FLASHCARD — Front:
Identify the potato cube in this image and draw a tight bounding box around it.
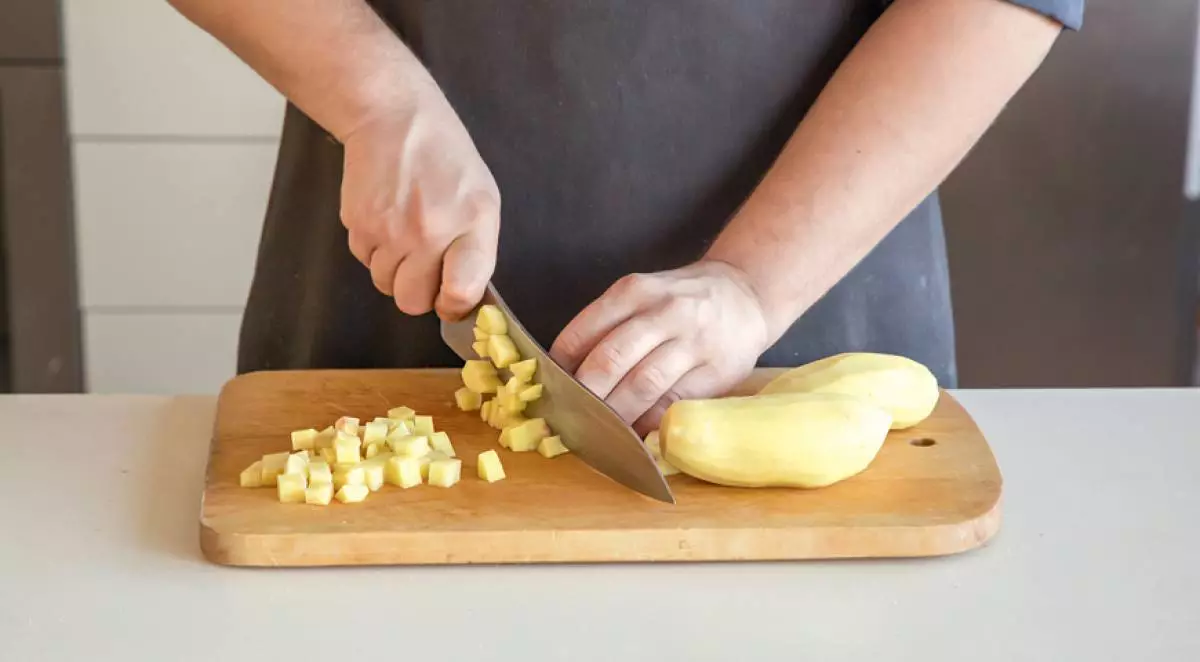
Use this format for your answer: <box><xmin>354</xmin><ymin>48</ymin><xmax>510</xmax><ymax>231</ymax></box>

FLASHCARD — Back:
<box><xmin>362</xmin><ymin>462</ymin><xmax>385</xmax><ymax>492</ymax></box>
<box><xmin>307</xmin><ymin>461</ymin><xmax>332</xmax><ymax>483</ymax></box>
<box><xmin>335</xmin><ymin>484</ymin><xmax>369</xmax><ymax>504</ymax></box>
<box><xmin>427</xmin><ymin>457</ymin><xmax>463</xmax><ymax>487</ymax></box>
<box><xmin>473</xmin><ymin>327</ymin><xmax>489</xmax><ymax>341</ymax></box>
<box><xmin>477</xmin><ymin>450</ymin><xmax>506</xmax><ymax>483</ymax></box>
<box><xmin>385</xmin><ymin>456</ymin><xmax>423</xmax><ymax>489</ymax></box>
<box><xmin>413</xmin><ymin>415</ymin><xmax>435</xmax><ymax>437</ymax></box>
<box><xmin>363</xmin><ymin>420</ymin><xmax>389</xmax><ymax>445</ymax></box>
<box><xmin>487</xmin><ymin>334</ymin><xmax>520</xmax><ymax>369</ymax></box>
<box><xmin>389</xmin><ymin>434</ymin><xmax>430</xmax><ymax>457</ymax></box>
<box><xmin>391</xmin><ymin>419</ymin><xmax>414</xmax><ymax>436</ymax></box>
<box><xmin>476</xmin><ymin>304</ymin><xmax>508</xmax><ymax>335</ymax></box>
<box><xmin>320</xmin><ymin>447</ymin><xmax>337</xmax><ymax>465</ymax></box>
<box><xmin>455</xmin><ymin>387</ymin><xmax>483</xmax><ymax>412</ymax></box>
<box><xmin>314</xmin><ymin>426</ymin><xmax>336</xmax><ymax>450</ymax></box>
<box><xmin>497</xmin><ymin>409</ymin><xmax>527</xmax><ymax>432</ymax></box>
<box><xmin>518</xmin><ymin>384</ymin><xmax>544</xmax><ymax>402</ymax></box>
<box><xmin>472</xmin><ymin>341</ymin><xmax>490</xmax><ymax>359</ymax></box>
<box><xmin>335</xmin><ymin>416</ymin><xmax>360</xmax><ymax>436</ymax></box>
<box><xmin>499</xmin><ymin>391</ymin><xmax>527</xmax><ymax>414</ymax></box>
<box><xmin>419</xmin><ymin>451</ymin><xmax>450</xmax><ymax>480</ymax></box>
<box><xmin>333</xmin><ymin>465</ymin><xmax>365</xmax><ymax>490</ymax></box>
<box><xmin>508</xmin><ymin>418</ymin><xmax>551</xmax><ymax>452</ymax></box>
<box><xmin>239</xmin><ymin>460</ymin><xmax>264</xmax><ymax>487</ymax></box>
<box><xmin>305</xmin><ymin>481</ymin><xmax>333</xmax><ymax>506</ymax></box>
<box><xmin>429</xmin><ymin>431</ymin><xmax>456</xmax><ymax>457</ymax></box>
<box><xmin>334</xmin><ymin>430</ymin><xmax>361</xmax><ymax>464</ymax></box>
<box><xmin>537</xmin><ymin>435</ymin><xmax>570</xmax><ymax>458</ymax></box>
<box><xmin>463</xmin><ymin>360</ymin><xmax>502</xmax><ymax>394</ymax></box>
<box><xmin>277</xmin><ymin>473</ymin><xmax>307</xmax><ymax>503</ymax></box>
<box><xmin>480</xmin><ymin>399</ymin><xmax>493</xmax><ymax>423</ymax></box>
<box><xmin>285</xmin><ymin>452</ymin><xmax>309</xmax><ymax>476</ymax></box>
<box><xmin>260</xmin><ymin>451</ymin><xmax>290</xmax><ymax>486</ymax></box>
<box><xmin>364</xmin><ymin>442</ymin><xmax>383</xmax><ymax>459</ymax></box>
<box><xmin>509</xmin><ymin>358</ymin><xmax>537</xmax><ymax>383</ymax></box>
<box><xmin>290</xmin><ymin>428</ymin><xmax>318</xmax><ymax>451</ymax></box>
<box><xmin>387</xmin><ymin>405</ymin><xmax>416</xmax><ymax>422</ymax></box>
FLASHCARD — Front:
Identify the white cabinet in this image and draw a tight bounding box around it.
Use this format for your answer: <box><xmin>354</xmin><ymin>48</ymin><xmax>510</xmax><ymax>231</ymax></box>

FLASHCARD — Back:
<box><xmin>66</xmin><ymin>0</ymin><xmax>287</xmax><ymax>393</ymax></box>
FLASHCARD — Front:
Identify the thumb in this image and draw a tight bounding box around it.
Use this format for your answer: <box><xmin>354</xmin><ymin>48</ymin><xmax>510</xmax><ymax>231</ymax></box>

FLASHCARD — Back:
<box><xmin>436</xmin><ymin>230</ymin><xmax>495</xmax><ymax>322</ymax></box>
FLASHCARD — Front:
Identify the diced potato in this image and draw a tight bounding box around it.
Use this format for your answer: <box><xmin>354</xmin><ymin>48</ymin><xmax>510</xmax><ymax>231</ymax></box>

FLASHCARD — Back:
<box><xmin>364</xmin><ymin>442</ymin><xmax>383</xmax><ymax>459</ymax></box>
<box><xmin>285</xmin><ymin>451</ymin><xmax>309</xmax><ymax>476</ymax></box>
<box><xmin>385</xmin><ymin>456</ymin><xmax>423</xmax><ymax>489</ymax></box>
<box><xmin>487</xmin><ymin>334</ymin><xmax>520</xmax><ymax>369</ymax></box>
<box><xmin>391</xmin><ymin>419</ymin><xmax>414</xmax><ymax>436</ymax></box>
<box><xmin>518</xmin><ymin>384</ymin><xmax>544</xmax><ymax>402</ymax></box>
<box><xmin>307</xmin><ymin>460</ymin><xmax>332</xmax><ymax>484</ymax></box>
<box><xmin>537</xmin><ymin>435</ymin><xmax>570</xmax><ymax>458</ymax></box>
<box><xmin>463</xmin><ymin>360</ymin><xmax>502</xmax><ymax>394</ymax></box>
<box><xmin>240</xmin><ymin>460</ymin><xmax>264</xmax><ymax>487</ymax></box>
<box><xmin>363</xmin><ymin>420</ymin><xmax>389</xmax><ymax>444</ymax></box>
<box><xmin>477</xmin><ymin>450</ymin><xmax>506</xmax><ymax>483</ymax></box>
<box><xmin>480</xmin><ymin>400</ymin><xmax>493</xmax><ymax>423</ymax></box>
<box><xmin>413</xmin><ymin>415</ymin><xmax>435</xmax><ymax>437</ymax></box>
<box><xmin>387</xmin><ymin>406</ymin><xmax>416</xmax><ymax>422</ymax></box>
<box><xmin>260</xmin><ymin>451</ymin><xmax>290</xmax><ymax>486</ymax></box>
<box><xmin>503</xmin><ymin>376</ymin><xmax>523</xmax><ymax>395</ymax></box>
<box><xmin>335</xmin><ymin>416</ymin><xmax>360</xmax><ymax>436</ymax></box>
<box><xmin>429</xmin><ymin>431</ymin><xmax>456</xmax><ymax>457</ymax></box>
<box><xmin>314</xmin><ymin>426</ymin><xmax>336</xmax><ymax>450</ymax></box>
<box><xmin>473</xmin><ymin>327</ymin><xmax>489</xmax><ymax>341</ymax></box>
<box><xmin>335</xmin><ymin>484</ymin><xmax>369</xmax><ymax>504</ymax></box>
<box><xmin>508</xmin><ymin>418</ymin><xmax>551</xmax><ymax>452</ymax></box>
<box><xmin>455</xmin><ymin>387</ymin><xmax>483</xmax><ymax>412</ymax></box>
<box><xmin>290</xmin><ymin>428</ymin><xmax>318</xmax><ymax>451</ymax></box>
<box><xmin>476</xmin><ymin>304</ymin><xmax>508</xmax><ymax>335</ymax></box>
<box><xmin>320</xmin><ymin>447</ymin><xmax>337</xmax><ymax>465</ymax></box>
<box><xmin>420</xmin><ymin>451</ymin><xmax>450</xmax><ymax>480</ymax></box>
<box><xmin>499</xmin><ymin>391</ymin><xmax>527</xmax><ymax>414</ymax></box>
<box><xmin>509</xmin><ymin>358</ymin><xmax>537</xmax><ymax>383</ymax></box>
<box><xmin>498</xmin><ymin>426</ymin><xmax>512</xmax><ymax>450</ymax></box>
<box><xmin>362</xmin><ymin>462</ymin><xmax>385</xmax><ymax>492</ymax></box>
<box><xmin>334</xmin><ymin>430</ymin><xmax>361</xmax><ymax>464</ymax></box>
<box><xmin>305</xmin><ymin>481</ymin><xmax>333</xmax><ymax>506</ymax></box>
<box><xmin>497</xmin><ymin>410</ymin><xmax>527</xmax><ymax>432</ymax></box>
<box><xmin>472</xmin><ymin>341</ymin><xmax>490</xmax><ymax>358</ymax></box>
<box><xmin>428</xmin><ymin>458</ymin><xmax>463</xmax><ymax>487</ymax></box>
<box><xmin>389</xmin><ymin>434</ymin><xmax>430</xmax><ymax>457</ymax></box>
<box><xmin>277</xmin><ymin>473</ymin><xmax>307</xmax><ymax>503</ymax></box>
<box><xmin>333</xmin><ymin>465</ymin><xmax>365</xmax><ymax>490</ymax></box>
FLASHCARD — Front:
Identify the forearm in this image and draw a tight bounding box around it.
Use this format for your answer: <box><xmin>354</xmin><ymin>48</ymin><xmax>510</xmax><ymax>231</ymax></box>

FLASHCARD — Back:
<box><xmin>167</xmin><ymin>0</ymin><xmax>435</xmax><ymax>140</ymax></box>
<box><xmin>706</xmin><ymin>0</ymin><xmax>1063</xmax><ymax>341</ymax></box>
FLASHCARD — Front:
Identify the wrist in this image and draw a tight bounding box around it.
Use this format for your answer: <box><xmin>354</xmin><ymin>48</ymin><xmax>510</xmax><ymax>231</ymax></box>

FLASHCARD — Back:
<box><xmin>333</xmin><ymin>69</ymin><xmax>442</xmax><ymax>144</ymax></box>
<box><xmin>696</xmin><ymin>255</ymin><xmax>795</xmax><ymax>349</ymax></box>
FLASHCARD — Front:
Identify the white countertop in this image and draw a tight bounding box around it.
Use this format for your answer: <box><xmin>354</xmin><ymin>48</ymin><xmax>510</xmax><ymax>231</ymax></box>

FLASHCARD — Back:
<box><xmin>2</xmin><ymin>389</ymin><xmax>1198</xmax><ymax>661</ymax></box>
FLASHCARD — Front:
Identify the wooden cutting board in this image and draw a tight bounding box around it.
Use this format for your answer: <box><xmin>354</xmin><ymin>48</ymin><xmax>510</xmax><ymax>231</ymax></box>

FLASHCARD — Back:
<box><xmin>200</xmin><ymin>369</ymin><xmax>1002</xmax><ymax>566</ymax></box>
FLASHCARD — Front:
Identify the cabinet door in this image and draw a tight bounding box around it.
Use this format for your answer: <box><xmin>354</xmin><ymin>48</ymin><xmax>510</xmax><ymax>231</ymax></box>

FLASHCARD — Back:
<box><xmin>940</xmin><ymin>0</ymin><xmax>1198</xmax><ymax>387</ymax></box>
<box><xmin>0</xmin><ymin>0</ymin><xmax>61</xmax><ymax>60</ymax></box>
<box><xmin>0</xmin><ymin>67</ymin><xmax>84</xmax><ymax>392</ymax></box>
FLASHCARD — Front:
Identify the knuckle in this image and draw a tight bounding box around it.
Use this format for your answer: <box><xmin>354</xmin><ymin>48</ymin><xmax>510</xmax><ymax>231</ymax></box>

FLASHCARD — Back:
<box><xmin>628</xmin><ymin>363</ymin><xmax>671</xmax><ymax>401</ymax></box>
<box><xmin>614</xmin><ymin>273</ymin><xmax>652</xmax><ymax>297</ymax></box>
<box><xmin>554</xmin><ymin>329</ymin><xmax>587</xmax><ymax>359</ymax></box>
<box><xmin>588</xmin><ymin>342</ymin><xmax>627</xmax><ymax>376</ymax></box>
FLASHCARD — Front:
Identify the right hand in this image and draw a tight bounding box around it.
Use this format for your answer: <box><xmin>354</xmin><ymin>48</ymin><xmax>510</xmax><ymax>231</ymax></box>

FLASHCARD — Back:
<box><xmin>339</xmin><ymin>92</ymin><xmax>500</xmax><ymax>321</ymax></box>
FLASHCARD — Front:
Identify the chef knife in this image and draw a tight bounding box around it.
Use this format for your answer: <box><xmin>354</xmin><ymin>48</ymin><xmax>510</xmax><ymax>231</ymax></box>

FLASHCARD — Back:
<box><xmin>440</xmin><ymin>283</ymin><xmax>676</xmax><ymax>504</ymax></box>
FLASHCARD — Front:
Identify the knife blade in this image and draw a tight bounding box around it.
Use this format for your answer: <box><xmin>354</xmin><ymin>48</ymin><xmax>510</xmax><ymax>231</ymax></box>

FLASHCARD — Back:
<box><xmin>440</xmin><ymin>283</ymin><xmax>675</xmax><ymax>504</ymax></box>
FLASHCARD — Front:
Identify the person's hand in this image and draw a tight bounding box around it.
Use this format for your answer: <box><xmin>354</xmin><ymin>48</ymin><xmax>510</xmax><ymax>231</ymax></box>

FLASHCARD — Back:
<box><xmin>339</xmin><ymin>94</ymin><xmax>500</xmax><ymax>321</ymax></box>
<box><xmin>550</xmin><ymin>260</ymin><xmax>772</xmax><ymax>435</ymax></box>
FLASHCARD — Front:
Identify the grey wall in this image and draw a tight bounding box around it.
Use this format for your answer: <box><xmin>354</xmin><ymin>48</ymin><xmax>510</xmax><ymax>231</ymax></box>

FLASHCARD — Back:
<box><xmin>940</xmin><ymin>0</ymin><xmax>1199</xmax><ymax>387</ymax></box>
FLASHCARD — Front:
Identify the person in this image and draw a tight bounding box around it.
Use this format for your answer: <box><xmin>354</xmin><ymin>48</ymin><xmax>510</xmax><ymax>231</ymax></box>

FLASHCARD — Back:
<box><xmin>169</xmin><ymin>0</ymin><xmax>1082</xmax><ymax>434</ymax></box>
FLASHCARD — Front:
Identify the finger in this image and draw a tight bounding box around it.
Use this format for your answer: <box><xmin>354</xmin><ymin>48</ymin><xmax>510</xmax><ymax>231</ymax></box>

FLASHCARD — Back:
<box><xmin>347</xmin><ymin>230</ymin><xmax>375</xmax><ymax>267</ymax></box>
<box><xmin>550</xmin><ymin>273</ymin><xmax>658</xmax><ymax>372</ymax></box>
<box><xmin>632</xmin><ymin>364</ymin><xmax>720</xmax><ymax>437</ymax></box>
<box><xmin>368</xmin><ymin>248</ymin><xmax>404</xmax><ymax>296</ymax></box>
<box><xmin>605</xmin><ymin>340</ymin><xmax>697</xmax><ymax>426</ymax></box>
<box><xmin>574</xmin><ymin>312</ymin><xmax>674</xmax><ymax>401</ymax></box>
<box><xmin>435</xmin><ymin>230</ymin><xmax>495</xmax><ymax>322</ymax></box>
<box><xmin>391</xmin><ymin>251</ymin><xmax>442</xmax><ymax>316</ymax></box>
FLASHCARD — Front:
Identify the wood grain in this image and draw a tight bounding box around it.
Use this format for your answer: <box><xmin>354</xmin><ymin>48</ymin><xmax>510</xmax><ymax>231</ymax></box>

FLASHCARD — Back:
<box><xmin>200</xmin><ymin>369</ymin><xmax>1002</xmax><ymax>566</ymax></box>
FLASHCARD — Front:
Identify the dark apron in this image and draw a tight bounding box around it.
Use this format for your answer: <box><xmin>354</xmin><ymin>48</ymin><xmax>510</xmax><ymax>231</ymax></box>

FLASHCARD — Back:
<box><xmin>237</xmin><ymin>0</ymin><xmax>958</xmax><ymax>387</ymax></box>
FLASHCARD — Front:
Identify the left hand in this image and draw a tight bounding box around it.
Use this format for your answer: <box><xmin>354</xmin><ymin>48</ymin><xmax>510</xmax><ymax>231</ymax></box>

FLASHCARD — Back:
<box><xmin>550</xmin><ymin>260</ymin><xmax>772</xmax><ymax>435</ymax></box>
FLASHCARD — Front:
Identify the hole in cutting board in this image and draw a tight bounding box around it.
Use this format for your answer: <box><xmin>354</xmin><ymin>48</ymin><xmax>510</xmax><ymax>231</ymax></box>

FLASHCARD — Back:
<box><xmin>910</xmin><ymin>438</ymin><xmax>937</xmax><ymax>447</ymax></box>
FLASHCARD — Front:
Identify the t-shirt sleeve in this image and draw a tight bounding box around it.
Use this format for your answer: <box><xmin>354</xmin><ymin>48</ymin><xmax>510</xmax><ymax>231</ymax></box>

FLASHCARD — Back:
<box><xmin>1004</xmin><ymin>0</ymin><xmax>1085</xmax><ymax>30</ymax></box>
